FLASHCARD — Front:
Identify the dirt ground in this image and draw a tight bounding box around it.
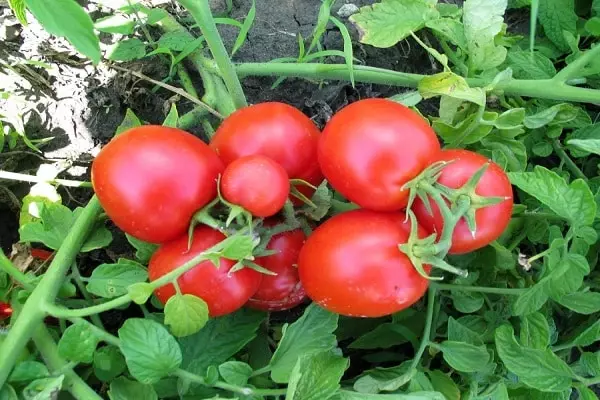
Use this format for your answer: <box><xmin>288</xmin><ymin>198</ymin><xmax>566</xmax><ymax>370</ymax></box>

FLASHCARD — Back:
<box><xmin>0</xmin><ymin>0</ymin><xmax>436</xmax><ymax>255</ymax></box>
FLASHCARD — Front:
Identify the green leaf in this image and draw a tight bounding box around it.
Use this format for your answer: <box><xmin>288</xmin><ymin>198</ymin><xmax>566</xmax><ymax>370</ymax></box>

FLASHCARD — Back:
<box><xmin>218</xmin><ymin>234</ymin><xmax>257</xmax><ymax>261</ymax></box>
<box><xmin>567</xmin><ymin>123</ymin><xmax>600</xmax><ymax>157</ymax></box>
<box><xmin>567</xmin><ymin>139</ymin><xmax>600</xmax><ymax>155</ymax></box>
<box><xmin>585</xmin><ymin>17</ymin><xmax>600</xmax><ymax>35</ymax></box>
<box><xmin>470</xmin><ymin>381</ymin><xmax>509</xmax><ymax>399</ymax></box>
<box><xmin>94</xmin><ymin>345</ymin><xmax>126</xmax><ymax>382</ymax></box>
<box><xmin>577</xmin><ymin>386</ymin><xmax>599</xmax><ymax>400</ymax></box>
<box><xmin>538</xmin><ymin>0</ymin><xmax>578</xmax><ymax>52</ymax></box>
<box><xmin>8</xmin><ymin>0</ymin><xmax>27</xmax><ymax>25</ymax></box>
<box><xmin>569</xmin><ymin>319</ymin><xmax>600</xmax><ymax>347</ymax></box>
<box><xmin>86</xmin><ymin>259</ymin><xmax>148</xmax><ymax>298</ymax></box>
<box><xmin>480</xmin><ymin>135</ymin><xmax>528</xmax><ymax>172</ymax></box>
<box><xmin>232</xmin><ymin>0</ymin><xmax>255</xmax><ymax>56</ymax></box>
<box><xmin>118</xmin><ymin>319</ymin><xmax>182</xmax><ymax>384</ymax></box>
<box><xmin>107</xmin><ymin>38</ymin><xmax>147</xmax><ymax>61</ymax></box>
<box><xmin>270</xmin><ymin>303</ymin><xmax>339</xmax><ymax>383</ymax></box>
<box><xmin>164</xmin><ymin>294</ymin><xmax>209</xmax><ymax>337</ymax></box>
<box><xmin>157</xmin><ymin>31</ymin><xmax>197</xmax><ymax>51</ymax></box>
<box><xmin>19</xmin><ymin>203</ymin><xmax>112</xmax><ymax>251</ymax></box>
<box><xmin>505</xmin><ymin>50</ymin><xmax>557</xmax><ymax>79</ymax></box>
<box><xmin>116</xmin><ymin>109</ymin><xmax>142</xmax><ymax>136</ymax></box>
<box><xmin>349</xmin><ymin>0</ymin><xmax>439</xmax><ymax>48</ymax></box>
<box><xmin>557</xmin><ymin>290</ymin><xmax>600</xmax><ymax>314</ymax></box>
<box><xmin>9</xmin><ymin>362</ymin><xmax>49</xmax><ymax>383</ymax></box>
<box><xmin>353</xmin><ymin>364</ymin><xmax>415</xmax><ymax>394</ymax></box>
<box><xmin>0</xmin><ymin>384</ymin><xmax>17</xmax><ymax>400</ymax></box>
<box><xmin>286</xmin><ymin>351</ymin><xmax>347</xmax><ymax>400</ymax></box>
<box><xmin>494</xmin><ymin>108</ymin><xmax>526</xmax><ymax>130</ymax></box>
<box><xmin>179</xmin><ymin>308</ymin><xmax>265</xmax><ymax>377</ymax></box>
<box><xmin>108</xmin><ymin>377</ymin><xmax>158</xmax><ymax>400</ymax></box>
<box><xmin>349</xmin><ymin>323</ymin><xmax>412</xmax><ymax>349</ymax></box>
<box><xmin>218</xmin><ymin>361</ymin><xmax>252</xmax><ymax>386</ymax></box>
<box><xmin>58</xmin><ymin>322</ymin><xmax>99</xmax><ymax>363</ymax></box>
<box><xmin>126</xmin><ymin>234</ymin><xmax>157</xmax><ymax>264</ymax></box>
<box><xmin>388</xmin><ymin>91</ymin><xmax>423</xmax><ymax>107</ymax></box>
<box><xmin>463</xmin><ymin>0</ymin><xmax>508</xmax><ymax>71</ymax></box>
<box><xmin>25</xmin><ymin>0</ymin><xmax>100</xmax><ymax>63</ymax></box>
<box><xmin>419</xmin><ymin>72</ymin><xmax>486</xmax><ymax>106</ymax></box>
<box><xmin>127</xmin><ymin>282</ymin><xmax>153</xmax><ymax>304</ymax></box>
<box><xmin>333</xmin><ymin>391</ymin><xmax>445</xmax><ymax>400</ymax></box>
<box><xmin>523</xmin><ymin>103</ymin><xmax>578</xmax><ymax>128</ymax></box>
<box><xmin>545</xmin><ymin>253</ymin><xmax>589</xmax><ymax>300</ymax></box>
<box><xmin>162</xmin><ymin>104</ymin><xmax>179</xmax><ymax>128</ymax></box>
<box><xmin>447</xmin><ymin>317</ymin><xmax>483</xmax><ymax>345</ymax></box>
<box><xmin>22</xmin><ymin>376</ymin><xmax>64</xmax><ymax>400</ymax></box>
<box><xmin>437</xmin><ymin>341</ymin><xmax>490</xmax><ymax>373</ymax></box>
<box><xmin>433</xmin><ymin>113</ymin><xmax>493</xmax><ymax>145</ymax></box>
<box><xmin>94</xmin><ymin>14</ymin><xmax>136</xmax><ymax>34</ymax></box>
<box><xmin>425</xmin><ymin>18</ymin><xmax>468</xmax><ymax>50</ymax></box>
<box><xmin>508</xmin><ymin>166</ymin><xmax>596</xmax><ymax>228</ymax></box>
<box><xmin>427</xmin><ymin>370</ymin><xmax>460</xmax><ymax>400</ymax></box>
<box><xmin>495</xmin><ymin>325</ymin><xmax>573</xmax><ymax>392</ymax></box>
<box><xmin>520</xmin><ymin>312</ymin><xmax>550</xmax><ymax>349</ymax></box>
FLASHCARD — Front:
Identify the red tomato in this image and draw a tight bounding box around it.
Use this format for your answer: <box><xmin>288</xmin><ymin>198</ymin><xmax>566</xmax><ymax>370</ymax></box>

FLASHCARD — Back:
<box><xmin>148</xmin><ymin>226</ymin><xmax>262</xmax><ymax>317</ymax></box>
<box><xmin>92</xmin><ymin>126</ymin><xmax>224</xmax><ymax>244</ymax></box>
<box><xmin>210</xmin><ymin>102</ymin><xmax>323</xmax><ymax>184</ymax></box>
<box><xmin>318</xmin><ymin>98</ymin><xmax>440</xmax><ymax>211</ymax></box>
<box><xmin>30</xmin><ymin>248</ymin><xmax>53</xmax><ymax>261</ymax></box>
<box><xmin>0</xmin><ymin>302</ymin><xmax>12</xmax><ymax>320</ymax></box>
<box><xmin>412</xmin><ymin>149</ymin><xmax>514</xmax><ymax>254</ymax></box>
<box><xmin>298</xmin><ymin>209</ymin><xmax>430</xmax><ymax>317</ymax></box>
<box><xmin>248</xmin><ymin>228</ymin><xmax>307</xmax><ymax>311</ymax></box>
<box><xmin>221</xmin><ymin>155</ymin><xmax>290</xmax><ymax>217</ymax></box>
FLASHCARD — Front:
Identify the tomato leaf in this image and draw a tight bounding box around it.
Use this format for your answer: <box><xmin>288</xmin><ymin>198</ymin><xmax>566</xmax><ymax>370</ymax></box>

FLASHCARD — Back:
<box><xmin>520</xmin><ymin>313</ymin><xmax>550</xmax><ymax>350</ymax></box>
<box><xmin>57</xmin><ymin>322</ymin><xmax>100</xmax><ymax>364</ymax></box>
<box><xmin>523</xmin><ymin>103</ymin><xmax>579</xmax><ymax>129</ymax></box>
<box><xmin>118</xmin><ymin>319</ymin><xmax>182</xmax><ymax>384</ymax></box>
<box><xmin>164</xmin><ymin>294</ymin><xmax>209</xmax><ymax>337</ymax></box>
<box><xmin>162</xmin><ymin>104</ymin><xmax>179</xmax><ymax>128</ymax></box>
<box><xmin>349</xmin><ymin>0</ymin><xmax>439</xmax><ymax>48</ymax></box>
<box><xmin>127</xmin><ymin>282</ymin><xmax>153</xmax><ymax>305</ymax></box>
<box><xmin>86</xmin><ymin>259</ymin><xmax>148</xmax><ymax>298</ymax></box>
<box><xmin>108</xmin><ymin>377</ymin><xmax>158</xmax><ymax>400</ymax></box>
<box><xmin>107</xmin><ymin>38</ymin><xmax>147</xmax><ymax>61</ymax></box>
<box><xmin>93</xmin><ymin>346</ymin><xmax>126</xmax><ymax>382</ymax></box>
<box><xmin>0</xmin><ymin>385</ymin><xmax>17</xmax><ymax>400</ymax></box>
<box><xmin>508</xmin><ymin>166</ymin><xmax>596</xmax><ymax>228</ymax></box>
<box><xmin>447</xmin><ymin>317</ymin><xmax>483</xmax><ymax>345</ymax></box>
<box><xmin>286</xmin><ymin>351</ymin><xmax>347</xmax><ymax>400</ymax></box>
<box><xmin>537</xmin><ymin>0</ymin><xmax>578</xmax><ymax>52</ymax></box>
<box><xmin>566</xmin><ymin>319</ymin><xmax>600</xmax><ymax>347</ymax></box>
<box><xmin>126</xmin><ymin>234</ymin><xmax>158</xmax><ymax>264</ymax></box>
<box><xmin>158</xmin><ymin>31</ymin><xmax>198</xmax><ymax>52</ymax></box>
<box><xmin>24</xmin><ymin>0</ymin><xmax>100</xmax><ymax>63</ymax></box>
<box><xmin>94</xmin><ymin>14</ymin><xmax>136</xmax><ymax>34</ymax></box>
<box><xmin>22</xmin><ymin>376</ymin><xmax>64</xmax><ymax>400</ymax></box>
<box><xmin>495</xmin><ymin>325</ymin><xmax>573</xmax><ymax>392</ymax></box>
<box><xmin>557</xmin><ymin>291</ymin><xmax>600</xmax><ymax>314</ymax></box>
<box><xmin>116</xmin><ymin>109</ymin><xmax>142</xmax><ymax>136</ymax></box>
<box><xmin>505</xmin><ymin>50</ymin><xmax>557</xmax><ymax>79</ymax></box>
<box><xmin>333</xmin><ymin>391</ymin><xmax>445</xmax><ymax>400</ymax></box>
<box><xmin>218</xmin><ymin>361</ymin><xmax>253</xmax><ymax>386</ymax></box>
<box><xmin>463</xmin><ymin>0</ymin><xmax>508</xmax><ymax>71</ymax></box>
<box><xmin>8</xmin><ymin>361</ymin><xmax>49</xmax><ymax>383</ymax></box>
<box><xmin>427</xmin><ymin>370</ymin><xmax>460</xmax><ymax>400</ymax></box>
<box><xmin>436</xmin><ymin>341</ymin><xmax>490</xmax><ymax>373</ymax></box>
<box><xmin>419</xmin><ymin>72</ymin><xmax>486</xmax><ymax>106</ymax></box>
<box><xmin>270</xmin><ymin>303</ymin><xmax>339</xmax><ymax>383</ymax></box>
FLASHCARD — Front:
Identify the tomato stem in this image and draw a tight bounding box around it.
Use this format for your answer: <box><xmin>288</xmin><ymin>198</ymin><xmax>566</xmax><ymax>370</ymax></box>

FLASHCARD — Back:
<box><xmin>431</xmin><ymin>283</ymin><xmax>527</xmax><ymax>295</ymax></box>
<box><xmin>409</xmin><ymin>287</ymin><xmax>437</xmax><ymax>371</ymax></box>
<box><xmin>552</xmin><ymin>139</ymin><xmax>587</xmax><ymax>181</ymax></box>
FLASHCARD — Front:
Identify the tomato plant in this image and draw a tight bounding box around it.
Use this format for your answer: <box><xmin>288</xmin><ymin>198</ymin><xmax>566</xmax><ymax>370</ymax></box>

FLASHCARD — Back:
<box><xmin>298</xmin><ymin>209</ymin><xmax>430</xmax><ymax>317</ymax></box>
<box><xmin>148</xmin><ymin>226</ymin><xmax>262</xmax><ymax>317</ymax></box>
<box><xmin>412</xmin><ymin>149</ymin><xmax>514</xmax><ymax>254</ymax></box>
<box><xmin>221</xmin><ymin>155</ymin><xmax>290</xmax><ymax>218</ymax></box>
<box><xmin>247</xmin><ymin>227</ymin><xmax>306</xmax><ymax>311</ymax></box>
<box><xmin>318</xmin><ymin>98</ymin><xmax>440</xmax><ymax>211</ymax></box>
<box><xmin>92</xmin><ymin>125</ymin><xmax>224</xmax><ymax>244</ymax></box>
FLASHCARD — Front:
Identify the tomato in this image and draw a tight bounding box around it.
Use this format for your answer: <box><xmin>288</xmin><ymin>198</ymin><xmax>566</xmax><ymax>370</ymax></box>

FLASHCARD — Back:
<box><xmin>148</xmin><ymin>226</ymin><xmax>262</xmax><ymax>317</ymax></box>
<box><xmin>221</xmin><ymin>155</ymin><xmax>290</xmax><ymax>217</ymax></box>
<box><xmin>0</xmin><ymin>302</ymin><xmax>12</xmax><ymax>320</ymax></box>
<box><xmin>30</xmin><ymin>248</ymin><xmax>53</xmax><ymax>261</ymax></box>
<box><xmin>318</xmin><ymin>98</ymin><xmax>440</xmax><ymax>211</ymax></box>
<box><xmin>412</xmin><ymin>149</ymin><xmax>513</xmax><ymax>254</ymax></box>
<box><xmin>92</xmin><ymin>126</ymin><xmax>224</xmax><ymax>244</ymax></box>
<box><xmin>247</xmin><ymin>227</ymin><xmax>307</xmax><ymax>311</ymax></box>
<box><xmin>210</xmin><ymin>102</ymin><xmax>323</xmax><ymax>185</ymax></box>
<box><xmin>298</xmin><ymin>209</ymin><xmax>430</xmax><ymax>317</ymax></box>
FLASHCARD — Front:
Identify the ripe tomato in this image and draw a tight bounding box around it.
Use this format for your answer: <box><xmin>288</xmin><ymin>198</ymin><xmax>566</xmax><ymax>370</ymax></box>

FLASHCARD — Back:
<box><xmin>298</xmin><ymin>209</ymin><xmax>430</xmax><ymax>317</ymax></box>
<box><xmin>318</xmin><ymin>98</ymin><xmax>440</xmax><ymax>211</ymax></box>
<box><xmin>148</xmin><ymin>226</ymin><xmax>262</xmax><ymax>317</ymax></box>
<box><xmin>248</xmin><ymin>227</ymin><xmax>307</xmax><ymax>311</ymax></box>
<box><xmin>0</xmin><ymin>302</ymin><xmax>12</xmax><ymax>320</ymax></box>
<box><xmin>412</xmin><ymin>149</ymin><xmax>514</xmax><ymax>254</ymax></box>
<box><xmin>210</xmin><ymin>102</ymin><xmax>322</xmax><ymax>184</ymax></box>
<box><xmin>92</xmin><ymin>126</ymin><xmax>224</xmax><ymax>244</ymax></box>
<box><xmin>221</xmin><ymin>155</ymin><xmax>290</xmax><ymax>218</ymax></box>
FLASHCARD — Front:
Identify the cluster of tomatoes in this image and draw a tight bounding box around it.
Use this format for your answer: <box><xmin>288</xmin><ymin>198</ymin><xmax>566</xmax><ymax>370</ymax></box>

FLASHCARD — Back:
<box><xmin>91</xmin><ymin>98</ymin><xmax>513</xmax><ymax>319</ymax></box>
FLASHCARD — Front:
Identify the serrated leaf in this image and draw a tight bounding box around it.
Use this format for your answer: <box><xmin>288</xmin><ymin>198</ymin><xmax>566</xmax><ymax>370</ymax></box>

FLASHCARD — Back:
<box><xmin>25</xmin><ymin>0</ymin><xmax>100</xmax><ymax>63</ymax></box>
<box><xmin>509</xmin><ymin>166</ymin><xmax>596</xmax><ymax>228</ymax></box>
<box><xmin>447</xmin><ymin>317</ymin><xmax>483</xmax><ymax>345</ymax></box>
<box><xmin>270</xmin><ymin>303</ymin><xmax>339</xmax><ymax>383</ymax></box>
<box><xmin>495</xmin><ymin>325</ymin><xmax>573</xmax><ymax>392</ymax></box>
<box><xmin>219</xmin><ymin>234</ymin><xmax>257</xmax><ymax>261</ymax></box>
<box><xmin>58</xmin><ymin>322</ymin><xmax>99</xmax><ymax>363</ymax></box>
<box><xmin>557</xmin><ymin>291</ymin><xmax>600</xmax><ymax>314</ymax></box>
<box><xmin>545</xmin><ymin>253</ymin><xmax>589</xmax><ymax>300</ymax></box>
<box><xmin>437</xmin><ymin>341</ymin><xmax>490</xmax><ymax>373</ymax></box>
<box><xmin>353</xmin><ymin>363</ymin><xmax>415</xmax><ymax>394</ymax></box>
<box><xmin>480</xmin><ymin>135</ymin><xmax>528</xmax><ymax>172</ymax></box>
<box><xmin>164</xmin><ymin>294</ymin><xmax>209</xmax><ymax>337</ymax></box>
<box><xmin>287</xmin><ymin>351</ymin><xmax>347</xmax><ymax>400</ymax></box>
<box><xmin>523</xmin><ymin>103</ymin><xmax>578</xmax><ymax>129</ymax></box>
<box><xmin>520</xmin><ymin>313</ymin><xmax>550</xmax><ymax>349</ymax></box>
<box><xmin>538</xmin><ymin>0</ymin><xmax>578</xmax><ymax>52</ymax></box>
<box><xmin>419</xmin><ymin>72</ymin><xmax>486</xmax><ymax>106</ymax></box>
<box><xmin>512</xmin><ymin>283</ymin><xmax>548</xmax><ymax>316</ymax></box>
<box><xmin>107</xmin><ymin>38</ymin><xmax>147</xmax><ymax>61</ymax></box>
<box><xmin>94</xmin><ymin>345</ymin><xmax>126</xmax><ymax>382</ymax></box>
<box><xmin>118</xmin><ymin>319</ymin><xmax>182</xmax><ymax>384</ymax></box>
<box><xmin>505</xmin><ymin>50</ymin><xmax>556</xmax><ymax>79</ymax></box>
<box><xmin>87</xmin><ymin>259</ymin><xmax>147</xmax><ymax>298</ymax></box>
<box><xmin>349</xmin><ymin>0</ymin><xmax>439</xmax><ymax>48</ymax></box>
<box><xmin>218</xmin><ymin>361</ymin><xmax>252</xmax><ymax>386</ymax></box>
<box><xmin>463</xmin><ymin>0</ymin><xmax>508</xmax><ymax>71</ymax></box>
<box><xmin>425</xmin><ymin>18</ymin><xmax>467</xmax><ymax>50</ymax></box>
<box><xmin>158</xmin><ymin>31</ymin><xmax>197</xmax><ymax>52</ymax></box>
<box><xmin>108</xmin><ymin>377</ymin><xmax>158</xmax><ymax>400</ymax></box>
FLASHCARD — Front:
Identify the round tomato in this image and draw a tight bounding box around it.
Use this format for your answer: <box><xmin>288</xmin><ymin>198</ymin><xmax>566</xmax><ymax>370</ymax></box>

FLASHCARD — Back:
<box><xmin>0</xmin><ymin>302</ymin><xmax>12</xmax><ymax>320</ymax></box>
<box><xmin>210</xmin><ymin>102</ymin><xmax>322</xmax><ymax>184</ymax></box>
<box><xmin>248</xmin><ymin>227</ymin><xmax>307</xmax><ymax>311</ymax></box>
<box><xmin>92</xmin><ymin>126</ymin><xmax>224</xmax><ymax>244</ymax></box>
<box><xmin>221</xmin><ymin>155</ymin><xmax>290</xmax><ymax>217</ymax></box>
<box><xmin>298</xmin><ymin>209</ymin><xmax>430</xmax><ymax>317</ymax></box>
<box><xmin>412</xmin><ymin>149</ymin><xmax>514</xmax><ymax>254</ymax></box>
<box><xmin>318</xmin><ymin>98</ymin><xmax>440</xmax><ymax>211</ymax></box>
<box><xmin>148</xmin><ymin>226</ymin><xmax>262</xmax><ymax>317</ymax></box>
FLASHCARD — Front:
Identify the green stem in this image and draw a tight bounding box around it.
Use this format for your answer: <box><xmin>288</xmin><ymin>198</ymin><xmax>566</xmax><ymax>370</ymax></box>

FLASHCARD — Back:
<box><xmin>0</xmin><ymin>249</ymin><xmax>34</xmax><ymax>290</ymax></box>
<box><xmin>178</xmin><ymin>106</ymin><xmax>209</xmax><ymax>131</ymax></box>
<box><xmin>174</xmin><ymin>369</ymin><xmax>287</xmax><ymax>397</ymax></box>
<box><xmin>178</xmin><ymin>0</ymin><xmax>248</xmax><ymax>109</ymax></box>
<box><xmin>176</xmin><ymin>64</ymin><xmax>199</xmax><ymax>99</ymax></box>
<box><xmin>43</xmin><ymin>295</ymin><xmax>131</xmax><ymax>319</ymax></box>
<box><xmin>554</xmin><ymin>44</ymin><xmax>600</xmax><ymax>82</ymax></box>
<box><xmin>69</xmin><ymin>264</ymin><xmax>105</xmax><ymax>329</ymax></box>
<box><xmin>234</xmin><ymin>63</ymin><xmax>600</xmax><ymax>104</ymax></box>
<box><xmin>0</xmin><ymin>170</ymin><xmax>92</xmax><ymax>188</ymax></box>
<box><xmin>33</xmin><ymin>325</ymin><xmax>102</xmax><ymax>400</ymax></box>
<box><xmin>0</xmin><ymin>197</ymin><xmax>102</xmax><ymax>386</ymax></box>
<box><xmin>552</xmin><ymin>140</ymin><xmax>587</xmax><ymax>181</ymax></box>
<box><xmin>410</xmin><ymin>287</ymin><xmax>436</xmax><ymax>371</ymax></box>
<box><xmin>431</xmin><ymin>283</ymin><xmax>527</xmax><ymax>295</ymax></box>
